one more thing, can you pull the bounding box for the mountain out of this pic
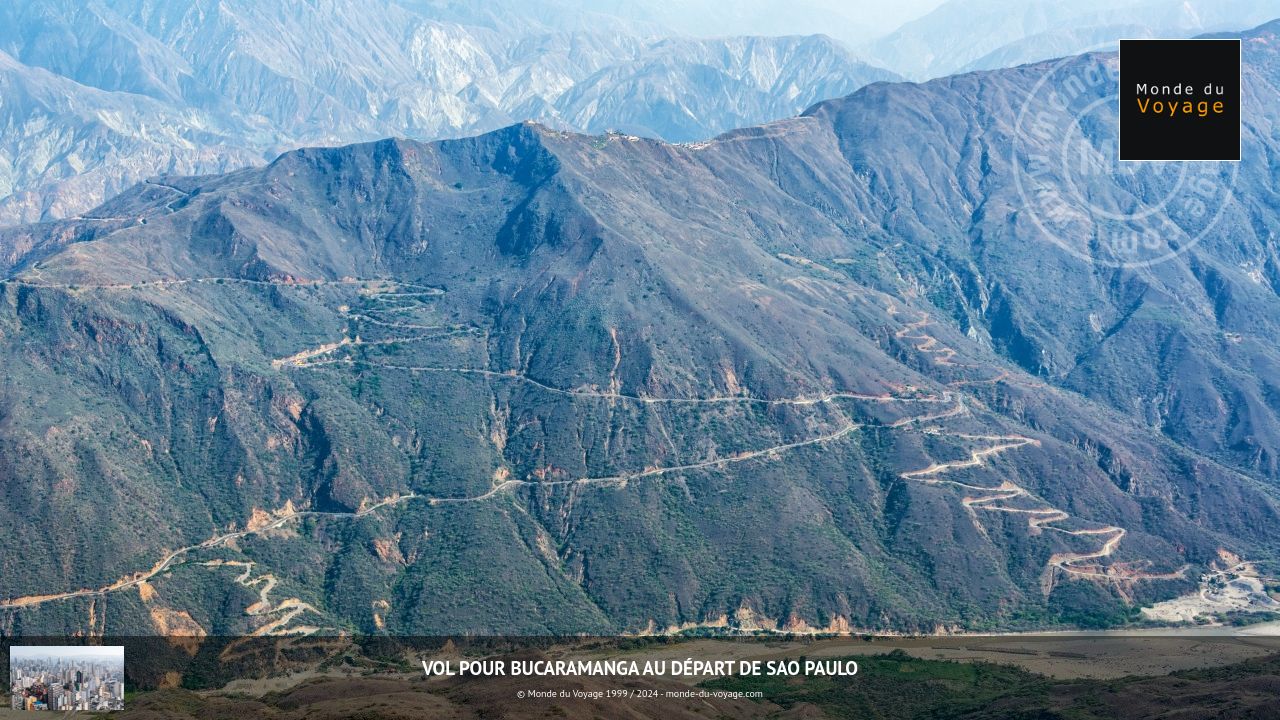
[0,0,897,227]
[864,0,1280,79]
[555,35,887,140]
[2,20,1280,637]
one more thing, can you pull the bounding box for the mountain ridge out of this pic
[2,21,1280,636]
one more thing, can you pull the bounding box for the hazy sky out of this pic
[410,0,952,45]
[601,0,952,39]
[514,0,1278,55]
[10,646,124,662]
[579,0,949,43]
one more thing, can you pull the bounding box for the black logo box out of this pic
[1119,38,1241,161]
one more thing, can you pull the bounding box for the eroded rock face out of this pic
[0,0,898,227]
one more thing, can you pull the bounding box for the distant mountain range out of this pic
[3,0,1275,230]
[864,0,1280,79]
[2,19,1278,637]
[0,0,897,227]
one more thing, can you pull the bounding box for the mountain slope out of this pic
[2,22,1280,637]
[814,20,1280,484]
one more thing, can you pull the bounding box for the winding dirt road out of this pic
[897,427,1184,591]
[0,281,1185,633]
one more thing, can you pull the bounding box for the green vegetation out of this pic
[705,650,1051,719]
[704,651,1280,719]
[4,51,1279,637]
